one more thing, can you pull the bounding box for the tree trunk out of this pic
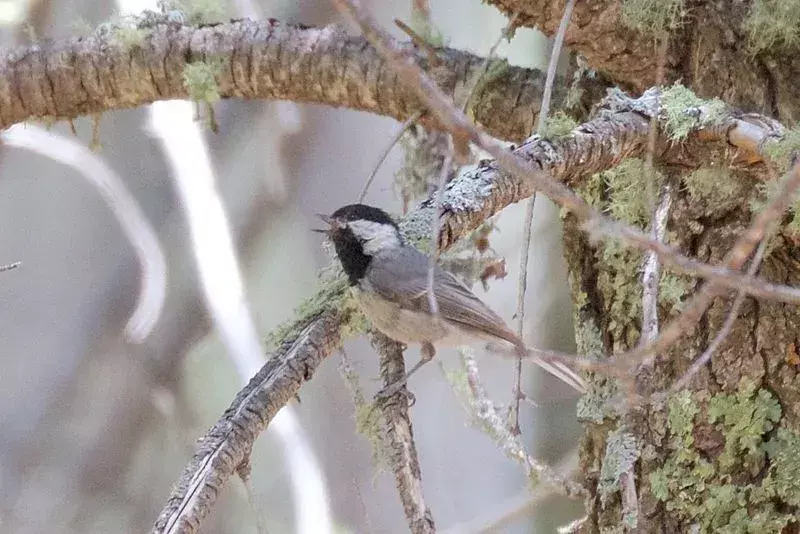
[506,1,800,531]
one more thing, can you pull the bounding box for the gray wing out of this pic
[366,247,520,346]
[367,247,586,393]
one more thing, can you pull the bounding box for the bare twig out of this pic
[459,14,518,114]
[371,332,436,534]
[359,110,423,202]
[511,0,575,435]
[426,139,454,316]
[2,124,166,343]
[669,236,772,392]
[460,349,585,498]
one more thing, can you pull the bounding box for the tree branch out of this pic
[371,332,436,534]
[152,310,345,534]
[0,18,601,142]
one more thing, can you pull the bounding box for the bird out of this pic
[316,203,585,394]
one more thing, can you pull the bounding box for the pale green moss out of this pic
[112,26,150,49]
[744,0,800,53]
[602,158,662,227]
[408,9,446,47]
[683,167,744,204]
[266,275,350,347]
[660,84,727,140]
[597,240,643,342]
[464,59,510,121]
[659,273,692,312]
[540,110,579,139]
[575,319,618,423]
[621,0,686,36]
[650,385,797,532]
[183,58,225,103]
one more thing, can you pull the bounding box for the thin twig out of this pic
[371,332,436,534]
[459,14,519,114]
[359,110,423,202]
[460,349,585,498]
[669,235,772,393]
[511,0,575,435]
[426,140,454,316]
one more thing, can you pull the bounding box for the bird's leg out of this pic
[374,341,436,400]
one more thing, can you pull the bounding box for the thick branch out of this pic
[0,18,602,142]
[152,310,344,534]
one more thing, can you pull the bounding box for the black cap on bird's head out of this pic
[315,204,402,285]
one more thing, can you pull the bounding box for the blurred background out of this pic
[0,0,583,532]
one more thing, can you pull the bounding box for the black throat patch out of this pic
[330,226,371,285]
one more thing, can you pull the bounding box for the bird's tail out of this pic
[513,343,587,394]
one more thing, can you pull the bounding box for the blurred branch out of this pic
[512,0,573,435]
[2,124,166,342]
[0,261,20,272]
[371,332,436,534]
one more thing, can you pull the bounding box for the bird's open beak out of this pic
[311,213,341,234]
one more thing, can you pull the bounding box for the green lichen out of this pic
[683,167,744,204]
[112,26,150,49]
[597,240,643,344]
[266,275,352,347]
[575,319,619,423]
[660,84,727,141]
[744,0,800,53]
[159,0,225,25]
[650,384,798,533]
[659,272,692,312]
[708,380,781,474]
[602,158,663,227]
[575,170,606,208]
[464,59,510,122]
[621,0,686,36]
[183,58,225,103]
[756,428,800,507]
[540,110,579,139]
[408,9,446,48]
[598,427,640,506]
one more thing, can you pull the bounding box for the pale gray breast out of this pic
[361,246,521,348]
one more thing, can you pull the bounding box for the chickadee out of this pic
[317,203,585,393]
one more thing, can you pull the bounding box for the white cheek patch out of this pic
[348,220,401,255]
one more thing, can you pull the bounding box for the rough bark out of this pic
[487,0,800,125]
[0,18,604,142]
